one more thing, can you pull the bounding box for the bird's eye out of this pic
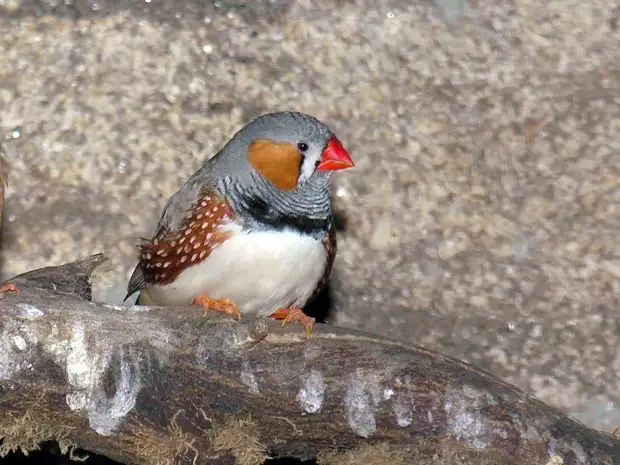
[297,142,309,152]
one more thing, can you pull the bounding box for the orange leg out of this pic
[193,294,242,320]
[269,307,315,339]
[0,283,19,299]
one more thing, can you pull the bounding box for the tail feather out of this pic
[125,264,146,303]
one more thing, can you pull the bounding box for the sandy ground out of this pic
[1,0,620,431]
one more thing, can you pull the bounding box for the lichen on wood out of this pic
[0,254,619,465]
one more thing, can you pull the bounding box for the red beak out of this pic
[316,137,354,171]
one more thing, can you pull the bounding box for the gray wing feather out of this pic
[155,166,220,234]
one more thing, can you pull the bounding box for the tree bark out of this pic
[0,254,618,465]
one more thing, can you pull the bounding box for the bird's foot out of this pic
[269,307,315,339]
[0,283,19,299]
[193,295,242,320]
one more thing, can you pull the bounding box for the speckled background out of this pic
[1,0,619,432]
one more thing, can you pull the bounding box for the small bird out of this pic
[125,111,354,336]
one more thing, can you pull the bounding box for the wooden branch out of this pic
[0,255,618,465]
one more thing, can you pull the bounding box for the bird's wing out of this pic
[136,187,235,284]
[154,169,219,237]
[124,168,221,301]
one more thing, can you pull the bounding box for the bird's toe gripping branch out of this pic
[193,294,242,320]
[0,283,19,299]
[269,307,316,339]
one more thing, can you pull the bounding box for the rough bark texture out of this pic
[0,255,618,465]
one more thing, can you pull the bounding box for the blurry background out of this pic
[1,0,619,435]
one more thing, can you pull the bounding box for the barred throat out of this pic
[219,173,333,237]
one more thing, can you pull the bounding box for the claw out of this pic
[193,295,242,320]
[269,307,315,339]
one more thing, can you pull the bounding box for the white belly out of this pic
[145,224,327,316]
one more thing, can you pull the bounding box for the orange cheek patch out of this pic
[248,139,301,191]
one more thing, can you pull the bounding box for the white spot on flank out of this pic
[240,360,259,394]
[185,229,192,236]
[191,254,197,262]
[193,242,200,250]
[189,236,196,243]
[156,249,164,256]
[344,370,376,437]
[201,201,207,207]
[17,303,44,320]
[180,237,186,244]
[163,262,171,268]
[145,253,152,259]
[297,370,325,413]
[180,256,187,263]
[213,207,219,212]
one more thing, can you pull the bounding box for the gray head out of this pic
[211,111,353,186]
[209,111,354,235]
